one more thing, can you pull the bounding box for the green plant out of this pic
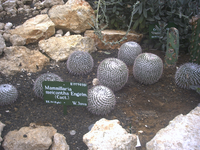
[0,84,18,105]
[189,15,200,65]
[133,53,163,85]
[175,62,200,89]
[97,58,129,91]
[164,27,179,68]
[67,51,94,75]
[33,73,63,99]
[118,41,142,66]
[87,85,116,115]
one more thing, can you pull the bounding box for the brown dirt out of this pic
[0,14,199,150]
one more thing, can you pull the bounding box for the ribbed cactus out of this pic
[133,53,163,85]
[175,63,200,89]
[189,15,200,65]
[0,84,18,105]
[97,58,129,91]
[118,41,142,66]
[33,73,63,99]
[87,85,116,115]
[164,27,179,68]
[67,51,94,75]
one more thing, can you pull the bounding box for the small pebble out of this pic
[70,130,76,135]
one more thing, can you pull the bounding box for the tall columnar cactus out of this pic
[133,53,163,85]
[0,84,18,105]
[97,58,129,91]
[87,85,116,115]
[175,63,200,89]
[164,27,179,68]
[118,41,142,66]
[189,15,200,65]
[67,51,94,75]
[33,73,63,99]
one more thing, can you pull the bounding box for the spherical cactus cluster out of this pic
[133,53,163,85]
[175,63,200,89]
[33,73,63,99]
[97,58,129,91]
[0,84,18,105]
[67,51,94,75]
[118,41,142,66]
[87,85,116,115]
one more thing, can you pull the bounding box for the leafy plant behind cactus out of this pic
[33,73,63,99]
[133,53,163,85]
[97,58,129,91]
[67,51,94,75]
[87,85,116,115]
[0,84,18,105]
[189,15,200,65]
[164,27,179,68]
[175,62,200,89]
[118,41,142,66]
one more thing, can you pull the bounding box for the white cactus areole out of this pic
[0,84,18,105]
[33,73,63,99]
[118,41,142,66]
[97,58,129,91]
[175,62,200,89]
[133,53,163,85]
[87,85,116,115]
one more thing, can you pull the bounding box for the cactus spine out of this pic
[118,41,142,66]
[97,58,129,91]
[0,84,18,105]
[133,53,163,85]
[175,63,200,89]
[164,27,179,68]
[87,85,116,115]
[33,73,63,99]
[67,51,94,75]
[189,15,200,65]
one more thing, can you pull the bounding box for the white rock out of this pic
[48,0,95,33]
[56,29,63,35]
[10,34,26,46]
[4,22,13,30]
[3,32,11,42]
[38,35,96,62]
[0,34,6,55]
[2,0,17,9]
[146,105,200,150]
[2,123,57,150]
[0,121,5,145]
[64,31,70,36]
[83,118,137,150]
[51,133,70,150]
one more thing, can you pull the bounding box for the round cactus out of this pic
[87,85,116,115]
[0,84,18,105]
[33,73,63,99]
[97,58,129,91]
[133,53,163,85]
[175,63,200,89]
[118,41,142,66]
[67,51,94,75]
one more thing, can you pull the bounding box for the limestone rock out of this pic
[0,34,6,55]
[0,46,50,76]
[0,121,5,145]
[9,14,55,44]
[10,34,26,46]
[83,118,137,150]
[51,133,70,150]
[146,105,200,150]
[43,0,64,8]
[39,35,97,62]
[48,0,95,33]
[2,123,57,150]
[84,30,143,50]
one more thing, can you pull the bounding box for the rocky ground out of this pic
[0,1,200,150]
